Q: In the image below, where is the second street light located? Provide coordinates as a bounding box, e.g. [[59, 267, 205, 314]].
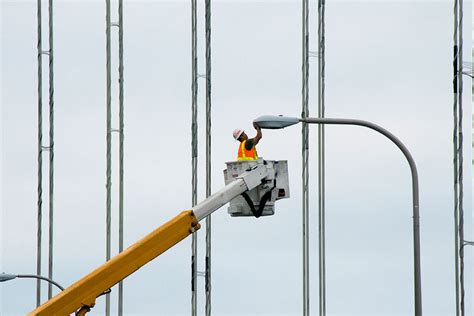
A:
[[254, 115, 422, 316], [0, 273, 64, 291]]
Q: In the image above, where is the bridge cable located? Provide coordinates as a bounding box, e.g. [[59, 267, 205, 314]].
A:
[[205, 0, 212, 315], [191, 0, 198, 314]]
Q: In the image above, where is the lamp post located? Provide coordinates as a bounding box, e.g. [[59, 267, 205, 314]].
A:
[[0, 273, 64, 291], [254, 115, 422, 316]]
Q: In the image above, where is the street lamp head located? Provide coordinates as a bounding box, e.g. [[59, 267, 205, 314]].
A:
[[253, 115, 300, 129], [0, 273, 17, 282]]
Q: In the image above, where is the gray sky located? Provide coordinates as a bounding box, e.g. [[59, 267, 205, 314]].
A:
[[1, 0, 473, 315]]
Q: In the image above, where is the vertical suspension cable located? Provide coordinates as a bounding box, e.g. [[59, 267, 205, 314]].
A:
[[452, 1, 460, 315], [105, 0, 112, 314], [47, 0, 55, 300], [191, 0, 198, 314], [456, 0, 465, 314], [36, 0, 43, 307], [302, 0, 310, 315], [118, 0, 125, 314], [205, 0, 212, 315], [317, 1, 326, 315]]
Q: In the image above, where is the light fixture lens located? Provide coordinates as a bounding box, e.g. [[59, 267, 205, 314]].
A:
[[254, 115, 300, 129]]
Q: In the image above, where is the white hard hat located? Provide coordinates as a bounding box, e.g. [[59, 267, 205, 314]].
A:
[[233, 128, 244, 140]]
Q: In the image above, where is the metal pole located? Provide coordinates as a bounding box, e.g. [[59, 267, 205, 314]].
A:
[[452, 1, 460, 315], [47, 0, 55, 300], [302, 117, 422, 316], [105, 0, 112, 314], [205, 0, 212, 314], [118, 0, 125, 314], [301, 1, 310, 315], [317, 1, 326, 315], [36, 0, 43, 307], [191, 0, 198, 314]]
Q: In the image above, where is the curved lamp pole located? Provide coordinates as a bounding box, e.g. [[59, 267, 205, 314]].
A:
[[254, 115, 422, 316], [0, 273, 64, 291]]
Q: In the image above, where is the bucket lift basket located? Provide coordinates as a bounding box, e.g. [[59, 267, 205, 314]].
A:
[[223, 159, 290, 217]]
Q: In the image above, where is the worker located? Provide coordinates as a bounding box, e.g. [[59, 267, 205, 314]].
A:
[[233, 122, 262, 161]]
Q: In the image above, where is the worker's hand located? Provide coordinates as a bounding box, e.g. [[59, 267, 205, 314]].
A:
[[253, 121, 261, 130]]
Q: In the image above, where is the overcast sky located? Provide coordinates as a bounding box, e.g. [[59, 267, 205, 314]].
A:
[[1, 0, 473, 315]]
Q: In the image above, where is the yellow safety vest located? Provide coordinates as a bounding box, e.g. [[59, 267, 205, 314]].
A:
[[237, 140, 258, 161]]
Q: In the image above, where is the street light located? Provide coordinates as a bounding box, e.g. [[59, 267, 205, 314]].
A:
[[0, 273, 64, 291], [254, 115, 422, 316], [1, 272, 111, 315]]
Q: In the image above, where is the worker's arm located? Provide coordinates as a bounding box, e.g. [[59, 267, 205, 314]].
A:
[[252, 121, 262, 145]]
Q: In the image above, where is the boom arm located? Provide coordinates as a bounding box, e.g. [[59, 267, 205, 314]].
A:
[[29, 164, 268, 315]]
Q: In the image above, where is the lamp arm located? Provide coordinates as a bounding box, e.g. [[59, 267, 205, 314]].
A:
[[300, 117, 422, 316], [17, 274, 65, 291]]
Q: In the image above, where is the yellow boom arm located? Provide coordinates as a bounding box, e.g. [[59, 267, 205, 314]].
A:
[[29, 210, 200, 315], [29, 163, 268, 315]]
